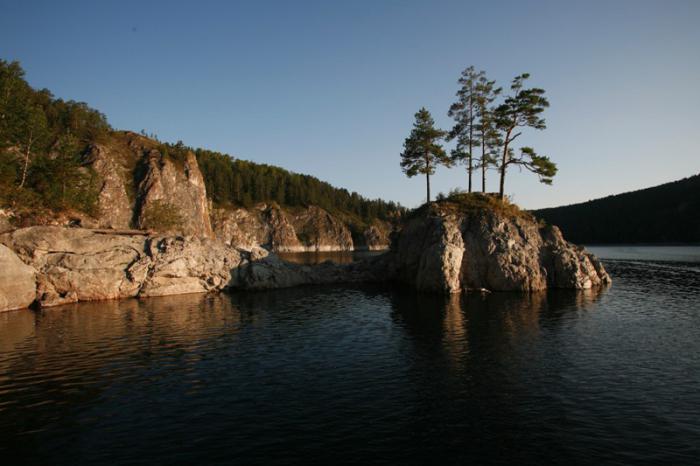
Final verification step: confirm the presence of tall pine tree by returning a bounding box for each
[493,73,556,198]
[473,75,501,193]
[400,108,449,203]
[448,66,484,193]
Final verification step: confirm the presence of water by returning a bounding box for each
[1,247,699,464]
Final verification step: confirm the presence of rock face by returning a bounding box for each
[0,244,36,312]
[386,205,611,293]
[0,225,377,309]
[135,149,213,237]
[0,204,611,312]
[213,204,360,252]
[0,226,245,308]
[84,143,133,229]
[78,132,213,237]
[356,221,392,251]
[6,132,388,250]
[287,206,353,252]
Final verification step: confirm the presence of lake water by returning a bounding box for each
[1,246,699,464]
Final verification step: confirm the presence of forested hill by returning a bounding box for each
[534,175,700,244]
[0,59,403,224]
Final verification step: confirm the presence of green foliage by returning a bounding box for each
[193,146,405,223]
[400,108,449,203]
[412,190,533,222]
[141,200,184,231]
[448,67,502,193]
[0,59,109,215]
[491,72,553,197]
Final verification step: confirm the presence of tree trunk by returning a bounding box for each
[468,95,473,193]
[425,151,431,203]
[499,129,513,199]
[19,129,33,189]
[481,138,487,193]
[468,156,472,193]
[426,172,431,204]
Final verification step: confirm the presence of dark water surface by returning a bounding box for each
[1,247,699,464]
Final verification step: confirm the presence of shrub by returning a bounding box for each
[141,200,183,231]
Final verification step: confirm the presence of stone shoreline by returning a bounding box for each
[0,205,611,313]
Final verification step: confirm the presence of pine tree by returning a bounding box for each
[493,73,555,198]
[473,76,501,193]
[400,108,449,203]
[448,66,484,192]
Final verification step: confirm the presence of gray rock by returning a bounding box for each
[386,205,610,293]
[213,204,357,252]
[136,149,213,238]
[0,226,248,307]
[139,236,243,297]
[0,244,36,312]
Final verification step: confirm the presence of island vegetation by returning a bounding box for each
[400,67,557,203]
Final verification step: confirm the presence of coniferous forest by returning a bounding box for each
[0,60,404,223]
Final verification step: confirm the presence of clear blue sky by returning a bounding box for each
[1,0,698,209]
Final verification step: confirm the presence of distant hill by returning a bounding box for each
[533,174,700,244]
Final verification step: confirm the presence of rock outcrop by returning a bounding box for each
[84,142,133,229]
[0,226,243,308]
[0,244,36,312]
[76,132,214,237]
[385,202,610,293]
[356,221,392,251]
[213,204,363,252]
[0,200,611,312]
[135,149,213,237]
[0,225,373,310]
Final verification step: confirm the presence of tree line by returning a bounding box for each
[166,142,405,223]
[0,59,405,225]
[400,67,557,203]
[0,59,110,213]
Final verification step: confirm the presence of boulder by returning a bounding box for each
[0,244,36,312]
[139,236,244,297]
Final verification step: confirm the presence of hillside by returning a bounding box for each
[534,175,700,244]
[0,59,403,246]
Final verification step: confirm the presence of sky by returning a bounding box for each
[1,0,698,209]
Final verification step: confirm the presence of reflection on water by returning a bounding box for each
[1,257,699,464]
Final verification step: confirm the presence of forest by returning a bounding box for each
[0,60,404,224]
[534,174,700,244]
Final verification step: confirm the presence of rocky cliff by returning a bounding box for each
[384,198,610,293]
[84,132,213,237]
[0,198,610,312]
[212,204,389,252]
[3,131,390,251]
[0,226,379,311]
